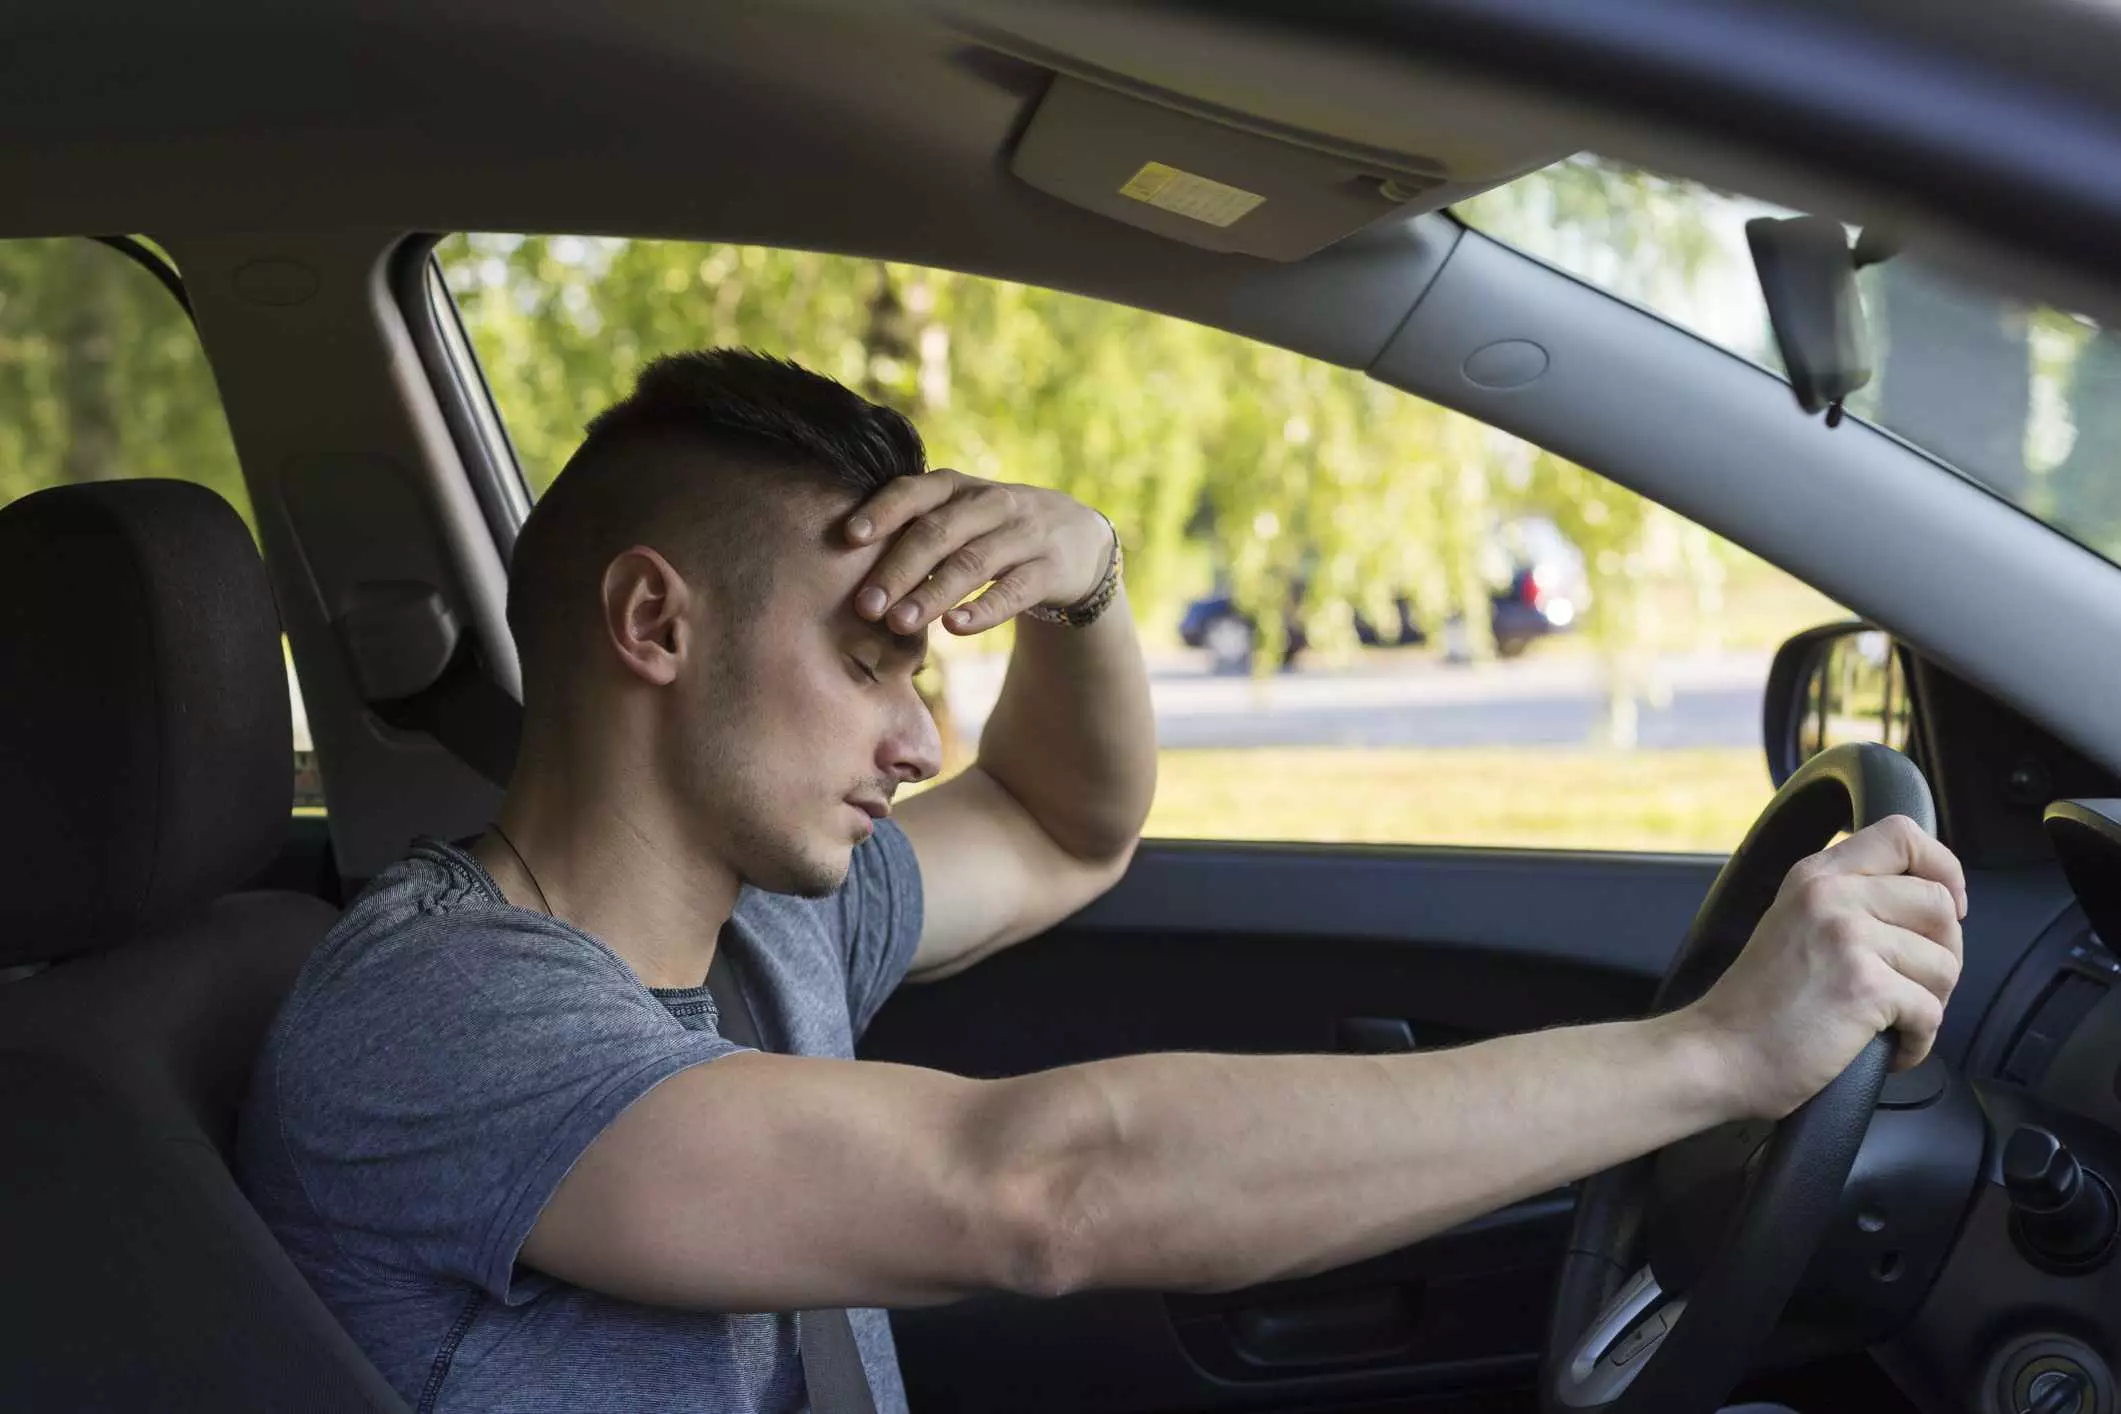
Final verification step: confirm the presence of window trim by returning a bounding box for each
[92,235,194,318]
[388,233,533,558]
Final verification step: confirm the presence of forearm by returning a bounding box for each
[975,585,1156,861]
[994,1010,1735,1297]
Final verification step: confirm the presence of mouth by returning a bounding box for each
[849,797,890,821]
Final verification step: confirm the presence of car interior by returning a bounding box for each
[7,2,2121,1412]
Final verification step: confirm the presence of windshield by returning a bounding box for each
[1456,157,2121,568]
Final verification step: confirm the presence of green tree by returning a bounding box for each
[2046,329,2121,554]
[441,234,1517,671]
[0,238,247,521]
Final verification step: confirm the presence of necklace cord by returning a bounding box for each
[489,823,555,916]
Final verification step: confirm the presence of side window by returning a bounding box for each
[439,234,1846,853]
[0,237,323,813]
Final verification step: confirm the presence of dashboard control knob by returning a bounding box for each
[2003,1126,2117,1272]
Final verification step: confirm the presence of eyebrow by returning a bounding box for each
[861,618,930,675]
[894,629,931,676]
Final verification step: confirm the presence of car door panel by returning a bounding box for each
[865,843,1719,1078]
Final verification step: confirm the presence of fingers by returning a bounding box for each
[1802,873,1962,1007]
[1796,815,1968,918]
[1871,921,1963,1008]
[855,482,1021,630]
[947,568,1048,634]
[1857,875,1964,960]
[1870,962,1946,1071]
[890,528,1042,633]
[844,470,960,550]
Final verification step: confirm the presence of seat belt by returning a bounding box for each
[706,943,880,1414]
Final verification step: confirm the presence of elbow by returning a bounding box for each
[1029,778,1151,870]
[1041,816,1143,874]
[974,1079,1122,1301]
[1077,828,1141,885]
[994,1155,1115,1301]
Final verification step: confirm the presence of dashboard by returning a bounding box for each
[1865,800,2121,1414]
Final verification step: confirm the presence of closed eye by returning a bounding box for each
[847,654,882,685]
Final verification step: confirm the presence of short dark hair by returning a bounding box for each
[507,348,927,710]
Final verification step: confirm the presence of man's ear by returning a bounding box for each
[600,546,692,687]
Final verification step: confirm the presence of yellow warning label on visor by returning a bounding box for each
[1118,161,1265,228]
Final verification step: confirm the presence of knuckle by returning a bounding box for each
[947,544,990,583]
[1788,852,1830,884]
[1819,911,1867,959]
[1793,871,1841,916]
[989,569,1035,608]
[909,513,953,549]
[1790,849,1836,883]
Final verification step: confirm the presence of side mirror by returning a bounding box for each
[1763,622,1916,787]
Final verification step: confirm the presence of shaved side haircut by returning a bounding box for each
[507,349,928,716]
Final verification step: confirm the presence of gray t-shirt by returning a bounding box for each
[236,823,924,1414]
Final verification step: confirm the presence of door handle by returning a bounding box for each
[1337,1016,1417,1053]
[1224,1285,1420,1368]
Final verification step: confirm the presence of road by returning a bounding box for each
[941,647,1770,751]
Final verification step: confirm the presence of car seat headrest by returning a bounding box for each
[0,480,293,962]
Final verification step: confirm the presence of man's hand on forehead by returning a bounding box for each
[843,469,1112,635]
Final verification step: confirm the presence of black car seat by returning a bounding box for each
[0,480,410,1411]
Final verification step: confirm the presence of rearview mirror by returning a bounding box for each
[1746,215,1874,421]
[1763,622,1915,786]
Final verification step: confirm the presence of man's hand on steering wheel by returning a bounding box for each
[1678,814,1969,1124]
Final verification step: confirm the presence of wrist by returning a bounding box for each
[1027,510,1122,628]
[1641,1005,1753,1126]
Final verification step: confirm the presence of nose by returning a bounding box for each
[880,688,945,787]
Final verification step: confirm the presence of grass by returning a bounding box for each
[1144,745,1775,854]
[305,748,1774,857]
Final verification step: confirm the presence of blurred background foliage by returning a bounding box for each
[0,238,247,519]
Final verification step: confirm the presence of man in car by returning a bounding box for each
[237,349,1968,1414]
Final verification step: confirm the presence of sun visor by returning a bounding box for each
[1012,74,1557,261]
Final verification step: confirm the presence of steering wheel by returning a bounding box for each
[1541,741,1936,1414]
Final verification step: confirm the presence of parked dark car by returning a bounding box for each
[1178,587,1309,673]
[1182,518,1588,672]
